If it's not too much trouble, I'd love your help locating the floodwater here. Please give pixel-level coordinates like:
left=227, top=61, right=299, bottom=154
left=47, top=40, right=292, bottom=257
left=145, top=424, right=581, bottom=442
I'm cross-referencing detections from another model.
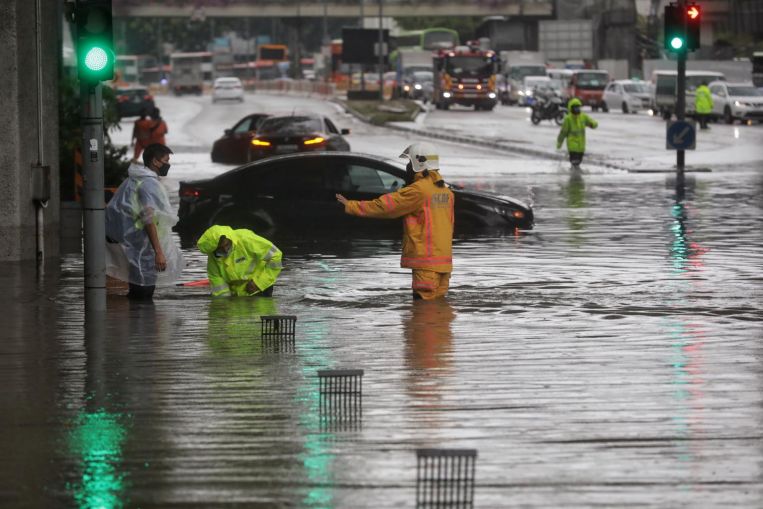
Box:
left=2, top=162, right=762, bottom=508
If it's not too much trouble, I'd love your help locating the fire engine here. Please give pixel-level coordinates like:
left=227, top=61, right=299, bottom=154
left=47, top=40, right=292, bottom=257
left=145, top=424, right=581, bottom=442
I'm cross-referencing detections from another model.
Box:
left=433, top=43, right=498, bottom=110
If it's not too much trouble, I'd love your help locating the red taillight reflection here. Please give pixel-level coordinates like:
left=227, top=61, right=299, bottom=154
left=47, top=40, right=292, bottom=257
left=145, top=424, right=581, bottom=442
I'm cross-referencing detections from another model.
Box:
left=117, top=96, right=128, bottom=102
left=144, top=94, right=153, bottom=101
left=180, top=187, right=201, bottom=199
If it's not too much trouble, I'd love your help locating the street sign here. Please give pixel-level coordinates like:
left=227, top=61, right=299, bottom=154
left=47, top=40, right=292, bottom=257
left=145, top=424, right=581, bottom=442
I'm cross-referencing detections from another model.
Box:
left=666, top=120, right=696, bottom=150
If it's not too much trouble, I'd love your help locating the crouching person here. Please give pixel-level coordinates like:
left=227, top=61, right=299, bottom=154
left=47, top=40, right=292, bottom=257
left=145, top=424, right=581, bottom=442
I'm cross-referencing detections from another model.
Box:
left=197, top=225, right=283, bottom=297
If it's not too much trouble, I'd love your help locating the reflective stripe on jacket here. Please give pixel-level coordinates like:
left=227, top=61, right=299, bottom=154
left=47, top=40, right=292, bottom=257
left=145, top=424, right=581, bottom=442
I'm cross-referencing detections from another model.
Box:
left=345, top=170, right=454, bottom=273
left=694, top=85, right=713, bottom=114
left=197, top=225, right=283, bottom=297
left=557, top=98, right=598, bottom=153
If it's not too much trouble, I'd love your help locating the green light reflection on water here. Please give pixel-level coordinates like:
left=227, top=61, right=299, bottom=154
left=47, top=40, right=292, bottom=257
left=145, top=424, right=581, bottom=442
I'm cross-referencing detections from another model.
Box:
left=66, top=408, right=128, bottom=509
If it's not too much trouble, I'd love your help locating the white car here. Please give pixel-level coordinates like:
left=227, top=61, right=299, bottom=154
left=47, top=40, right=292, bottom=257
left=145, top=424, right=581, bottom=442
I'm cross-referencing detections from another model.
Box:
left=212, top=77, right=244, bottom=103
left=603, top=80, right=651, bottom=113
left=709, top=81, right=763, bottom=124
left=519, top=76, right=551, bottom=106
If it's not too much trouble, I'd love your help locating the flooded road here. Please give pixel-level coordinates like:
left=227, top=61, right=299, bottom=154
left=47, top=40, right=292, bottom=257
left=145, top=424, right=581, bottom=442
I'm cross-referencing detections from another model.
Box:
left=3, top=102, right=763, bottom=507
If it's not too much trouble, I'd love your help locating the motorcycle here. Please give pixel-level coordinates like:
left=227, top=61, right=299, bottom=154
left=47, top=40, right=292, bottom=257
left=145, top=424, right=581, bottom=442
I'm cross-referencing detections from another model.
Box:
left=530, top=91, right=566, bottom=126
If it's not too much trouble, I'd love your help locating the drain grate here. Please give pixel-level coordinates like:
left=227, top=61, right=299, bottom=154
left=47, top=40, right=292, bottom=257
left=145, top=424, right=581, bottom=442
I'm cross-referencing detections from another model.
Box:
left=318, top=369, right=363, bottom=424
left=260, top=315, right=297, bottom=346
left=416, top=448, right=477, bottom=507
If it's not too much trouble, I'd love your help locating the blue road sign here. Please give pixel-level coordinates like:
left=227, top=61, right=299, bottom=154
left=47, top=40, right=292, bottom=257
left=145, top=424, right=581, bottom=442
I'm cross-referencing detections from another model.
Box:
left=666, top=120, right=697, bottom=150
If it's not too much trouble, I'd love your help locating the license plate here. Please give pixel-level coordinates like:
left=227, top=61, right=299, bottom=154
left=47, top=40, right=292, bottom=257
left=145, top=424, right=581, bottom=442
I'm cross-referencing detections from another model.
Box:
left=275, top=144, right=298, bottom=153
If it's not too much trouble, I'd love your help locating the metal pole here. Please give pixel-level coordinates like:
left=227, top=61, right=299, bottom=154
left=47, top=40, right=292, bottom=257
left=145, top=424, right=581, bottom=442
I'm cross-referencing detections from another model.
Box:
left=81, top=83, right=106, bottom=313
left=675, top=0, right=686, bottom=188
left=34, top=0, right=47, bottom=270
left=322, top=0, right=329, bottom=45
left=378, top=0, right=384, bottom=101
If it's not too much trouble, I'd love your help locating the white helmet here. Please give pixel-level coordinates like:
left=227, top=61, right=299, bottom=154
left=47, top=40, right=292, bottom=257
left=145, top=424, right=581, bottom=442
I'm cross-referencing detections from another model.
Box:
left=399, top=142, right=440, bottom=173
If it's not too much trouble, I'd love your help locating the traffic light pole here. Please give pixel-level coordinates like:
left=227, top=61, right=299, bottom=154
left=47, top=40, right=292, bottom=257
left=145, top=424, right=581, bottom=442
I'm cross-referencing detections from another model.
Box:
left=81, top=82, right=106, bottom=312
left=675, top=0, right=687, bottom=191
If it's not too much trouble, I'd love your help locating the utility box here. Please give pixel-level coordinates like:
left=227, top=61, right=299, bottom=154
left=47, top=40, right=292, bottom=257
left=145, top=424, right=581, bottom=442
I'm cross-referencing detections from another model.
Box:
left=539, top=20, right=593, bottom=61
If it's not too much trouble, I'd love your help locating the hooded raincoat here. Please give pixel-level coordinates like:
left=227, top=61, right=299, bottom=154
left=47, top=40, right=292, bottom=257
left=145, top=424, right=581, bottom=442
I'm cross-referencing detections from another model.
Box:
left=694, top=84, right=713, bottom=114
left=197, top=226, right=283, bottom=297
left=344, top=170, right=455, bottom=273
left=105, top=163, right=184, bottom=286
left=557, top=98, right=598, bottom=153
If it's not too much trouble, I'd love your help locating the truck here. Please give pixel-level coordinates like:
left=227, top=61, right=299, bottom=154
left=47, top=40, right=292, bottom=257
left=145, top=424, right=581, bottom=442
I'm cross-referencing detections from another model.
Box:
left=432, top=45, right=499, bottom=110
left=170, top=52, right=210, bottom=95
left=651, top=70, right=726, bottom=120
left=500, top=51, right=546, bottom=105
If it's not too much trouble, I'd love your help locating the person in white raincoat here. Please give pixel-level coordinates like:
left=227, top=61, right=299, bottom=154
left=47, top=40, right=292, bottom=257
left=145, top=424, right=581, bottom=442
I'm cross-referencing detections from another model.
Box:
left=105, top=143, right=184, bottom=299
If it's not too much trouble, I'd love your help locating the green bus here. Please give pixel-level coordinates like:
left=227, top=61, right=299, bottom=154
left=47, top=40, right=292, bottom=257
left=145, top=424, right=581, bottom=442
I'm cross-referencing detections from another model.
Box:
left=394, top=28, right=459, bottom=51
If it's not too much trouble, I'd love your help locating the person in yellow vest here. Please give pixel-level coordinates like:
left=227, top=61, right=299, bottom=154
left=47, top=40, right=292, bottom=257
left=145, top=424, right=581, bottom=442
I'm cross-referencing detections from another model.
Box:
left=695, top=81, right=713, bottom=130
left=557, top=97, right=598, bottom=169
left=336, top=142, right=455, bottom=300
left=197, top=225, right=283, bottom=297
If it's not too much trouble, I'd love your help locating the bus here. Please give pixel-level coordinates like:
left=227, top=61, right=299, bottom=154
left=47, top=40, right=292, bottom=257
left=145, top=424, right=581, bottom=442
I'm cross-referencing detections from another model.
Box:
left=394, top=28, right=460, bottom=51
left=257, top=44, right=288, bottom=62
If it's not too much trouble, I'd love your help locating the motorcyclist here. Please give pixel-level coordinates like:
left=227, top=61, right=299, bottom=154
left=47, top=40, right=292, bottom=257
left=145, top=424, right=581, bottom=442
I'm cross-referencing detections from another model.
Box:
left=556, top=98, right=598, bottom=168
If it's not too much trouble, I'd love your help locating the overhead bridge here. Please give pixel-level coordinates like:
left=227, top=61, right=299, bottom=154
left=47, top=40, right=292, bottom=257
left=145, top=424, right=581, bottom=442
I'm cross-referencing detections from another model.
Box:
left=113, top=0, right=554, bottom=18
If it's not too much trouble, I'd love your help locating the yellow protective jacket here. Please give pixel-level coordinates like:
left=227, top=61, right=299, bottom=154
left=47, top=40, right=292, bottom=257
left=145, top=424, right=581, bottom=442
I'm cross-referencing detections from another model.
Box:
left=557, top=98, right=598, bottom=153
left=695, top=85, right=713, bottom=114
left=344, top=170, right=454, bottom=273
left=197, top=225, right=283, bottom=297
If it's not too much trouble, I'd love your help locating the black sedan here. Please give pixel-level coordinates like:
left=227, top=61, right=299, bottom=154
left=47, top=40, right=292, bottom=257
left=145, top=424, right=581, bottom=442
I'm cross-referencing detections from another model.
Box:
left=175, top=152, right=533, bottom=244
left=210, top=113, right=270, bottom=165
left=247, top=115, right=350, bottom=160
left=115, top=86, right=155, bottom=119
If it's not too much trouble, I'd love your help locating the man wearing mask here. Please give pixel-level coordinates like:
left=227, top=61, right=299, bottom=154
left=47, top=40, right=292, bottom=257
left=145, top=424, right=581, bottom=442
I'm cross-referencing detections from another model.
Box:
left=336, top=142, right=455, bottom=300
left=196, top=225, right=283, bottom=298
left=106, top=143, right=184, bottom=300
left=557, top=98, right=598, bottom=169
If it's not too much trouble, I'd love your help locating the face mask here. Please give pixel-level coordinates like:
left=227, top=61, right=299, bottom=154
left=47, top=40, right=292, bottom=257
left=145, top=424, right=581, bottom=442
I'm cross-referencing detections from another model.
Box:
left=405, top=162, right=415, bottom=185
left=571, top=106, right=581, bottom=115
left=214, top=247, right=229, bottom=258
left=158, top=162, right=171, bottom=177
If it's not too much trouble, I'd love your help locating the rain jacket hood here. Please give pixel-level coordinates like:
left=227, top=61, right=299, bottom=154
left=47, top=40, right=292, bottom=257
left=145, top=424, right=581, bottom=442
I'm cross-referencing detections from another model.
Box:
left=344, top=169, right=454, bottom=273
left=198, top=226, right=283, bottom=297
left=197, top=225, right=236, bottom=255
left=557, top=99, right=598, bottom=153
left=695, top=84, right=713, bottom=114
left=105, top=162, right=184, bottom=286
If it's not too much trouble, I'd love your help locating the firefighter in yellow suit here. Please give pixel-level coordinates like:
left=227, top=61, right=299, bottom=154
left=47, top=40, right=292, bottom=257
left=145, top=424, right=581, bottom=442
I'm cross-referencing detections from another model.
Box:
left=336, top=142, right=455, bottom=300
left=197, top=225, right=283, bottom=297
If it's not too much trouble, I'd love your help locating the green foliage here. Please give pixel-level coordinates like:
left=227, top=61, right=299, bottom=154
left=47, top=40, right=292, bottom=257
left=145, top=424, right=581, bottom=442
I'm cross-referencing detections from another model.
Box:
left=394, top=16, right=484, bottom=44
left=59, top=76, right=130, bottom=200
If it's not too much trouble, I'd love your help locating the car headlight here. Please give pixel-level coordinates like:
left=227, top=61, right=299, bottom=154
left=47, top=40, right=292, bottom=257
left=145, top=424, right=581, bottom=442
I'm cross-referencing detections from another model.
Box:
left=403, top=85, right=410, bottom=91
left=518, top=91, right=525, bottom=96
left=488, top=92, right=496, bottom=99
left=443, top=92, right=451, bottom=98
left=414, top=84, right=422, bottom=90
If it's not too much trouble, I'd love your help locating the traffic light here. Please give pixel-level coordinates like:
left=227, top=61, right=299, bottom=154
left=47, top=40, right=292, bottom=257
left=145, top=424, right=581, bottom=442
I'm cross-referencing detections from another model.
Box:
left=685, top=3, right=701, bottom=51
left=663, top=4, right=686, bottom=53
left=76, top=0, right=114, bottom=83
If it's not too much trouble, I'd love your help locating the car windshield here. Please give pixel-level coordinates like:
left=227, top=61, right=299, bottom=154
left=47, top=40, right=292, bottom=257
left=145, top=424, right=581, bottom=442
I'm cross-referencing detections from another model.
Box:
left=412, top=71, right=433, bottom=82
left=576, top=72, right=608, bottom=89
left=624, top=83, right=649, bottom=93
left=525, top=78, right=549, bottom=88
left=446, top=56, right=494, bottom=76
left=727, top=86, right=761, bottom=97
left=509, top=66, right=546, bottom=81
left=120, top=88, right=147, bottom=97
left=258, top=117, right=323, bottom=135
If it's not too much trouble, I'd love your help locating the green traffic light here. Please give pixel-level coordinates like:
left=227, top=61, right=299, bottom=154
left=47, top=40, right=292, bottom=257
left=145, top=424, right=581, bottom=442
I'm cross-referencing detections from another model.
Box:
left=84, top=47, right=109, bottom=72
left=670, top=37, right=685, bottom=50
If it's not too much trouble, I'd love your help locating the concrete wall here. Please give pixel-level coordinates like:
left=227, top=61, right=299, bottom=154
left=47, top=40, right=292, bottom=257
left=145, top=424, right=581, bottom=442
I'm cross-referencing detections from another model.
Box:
left=0, top=1, right=60, bottom=261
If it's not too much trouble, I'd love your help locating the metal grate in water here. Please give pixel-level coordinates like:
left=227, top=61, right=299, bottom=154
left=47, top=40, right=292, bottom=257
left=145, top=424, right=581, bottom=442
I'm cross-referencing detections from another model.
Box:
left=416, top=448, right=477, bottom=508
left=318, top=369, right=363, bottom=428
left=260, top=315, right=297, bottom=349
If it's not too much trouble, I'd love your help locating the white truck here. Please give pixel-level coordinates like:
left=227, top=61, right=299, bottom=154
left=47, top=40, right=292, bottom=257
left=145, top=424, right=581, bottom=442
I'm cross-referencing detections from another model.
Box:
left=500, top=51, right=547, bottom=105
left=170, top=52, right=209, bottom=95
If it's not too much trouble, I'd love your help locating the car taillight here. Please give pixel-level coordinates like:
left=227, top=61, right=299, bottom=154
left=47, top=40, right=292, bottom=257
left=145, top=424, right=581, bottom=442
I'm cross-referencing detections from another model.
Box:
left=251, top=139, right=271, bottom=147
left=144, top=94, right=153, bottom=101
left=303, top=136, right=325, bottom=146
left=512, top=210, right=525, bottom=219
left=180, top=186, right=202, bottom=199
left=117, top=95, right=128, bottom=102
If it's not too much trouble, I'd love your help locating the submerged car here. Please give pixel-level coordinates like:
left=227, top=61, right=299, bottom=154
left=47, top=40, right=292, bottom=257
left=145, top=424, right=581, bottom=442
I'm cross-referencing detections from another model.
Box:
left=175, top=152, right=533, bottom=244
left=247, top=114, right=350, bottom=160
left=210, top=113, right=271, bottom=164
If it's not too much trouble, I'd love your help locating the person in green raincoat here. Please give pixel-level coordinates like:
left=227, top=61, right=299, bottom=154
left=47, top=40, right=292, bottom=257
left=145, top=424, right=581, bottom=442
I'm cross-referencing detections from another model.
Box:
left=556, top=97, right=598, bottom=168
left=197, top=225, right=283, bottom=297
left=694, top=81, right=713, bottom=130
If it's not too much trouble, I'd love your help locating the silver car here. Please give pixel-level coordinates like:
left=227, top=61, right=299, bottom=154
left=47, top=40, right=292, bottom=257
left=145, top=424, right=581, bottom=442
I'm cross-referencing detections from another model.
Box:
left=709, top=81, right=763, bottom=124
left=603, top=80, right=651, bottom=114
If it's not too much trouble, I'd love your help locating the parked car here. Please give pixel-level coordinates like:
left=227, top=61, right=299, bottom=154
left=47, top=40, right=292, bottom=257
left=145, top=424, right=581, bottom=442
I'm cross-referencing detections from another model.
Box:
left=709, top=81, right=763, bottom=124
left=247, top=114, right=350, bottom=160
left=603, top=80, right=652, bottom=113
left=174, top=152, right=534, bottom=243
left=210, top=113, right=270, bottom=164
left=212, top=77, right=244, bottom=103
left=115, top=86, right=154, bottom=119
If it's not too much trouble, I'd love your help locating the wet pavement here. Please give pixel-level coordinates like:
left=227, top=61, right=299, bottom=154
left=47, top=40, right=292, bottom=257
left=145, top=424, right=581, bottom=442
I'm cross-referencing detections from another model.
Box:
left=2, top=93, right=762, bottom=507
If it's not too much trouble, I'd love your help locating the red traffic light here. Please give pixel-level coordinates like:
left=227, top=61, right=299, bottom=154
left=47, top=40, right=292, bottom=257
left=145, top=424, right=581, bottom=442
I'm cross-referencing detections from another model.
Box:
left=687, top=5, right=700, bottom=19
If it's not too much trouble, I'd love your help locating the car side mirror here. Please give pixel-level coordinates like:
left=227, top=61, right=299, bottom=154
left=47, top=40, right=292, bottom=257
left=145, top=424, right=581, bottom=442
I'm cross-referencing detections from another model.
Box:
left=341, top=128, right=350, bottom=135
left=224, top=129, right=232, bottom=135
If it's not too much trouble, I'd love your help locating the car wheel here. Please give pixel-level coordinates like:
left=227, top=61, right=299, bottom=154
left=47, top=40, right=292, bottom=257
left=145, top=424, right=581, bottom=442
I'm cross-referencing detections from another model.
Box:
left=662, top=110, right=672, bottom=120
left=531, top=110, right=541, bottom=125
left=601, top=102, right=608, bottom=113
left=621, top=102, right=629, bottom=114
left=724, top=107, right=734, bottom=124
left=592, top=105, right=599, bottom=112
